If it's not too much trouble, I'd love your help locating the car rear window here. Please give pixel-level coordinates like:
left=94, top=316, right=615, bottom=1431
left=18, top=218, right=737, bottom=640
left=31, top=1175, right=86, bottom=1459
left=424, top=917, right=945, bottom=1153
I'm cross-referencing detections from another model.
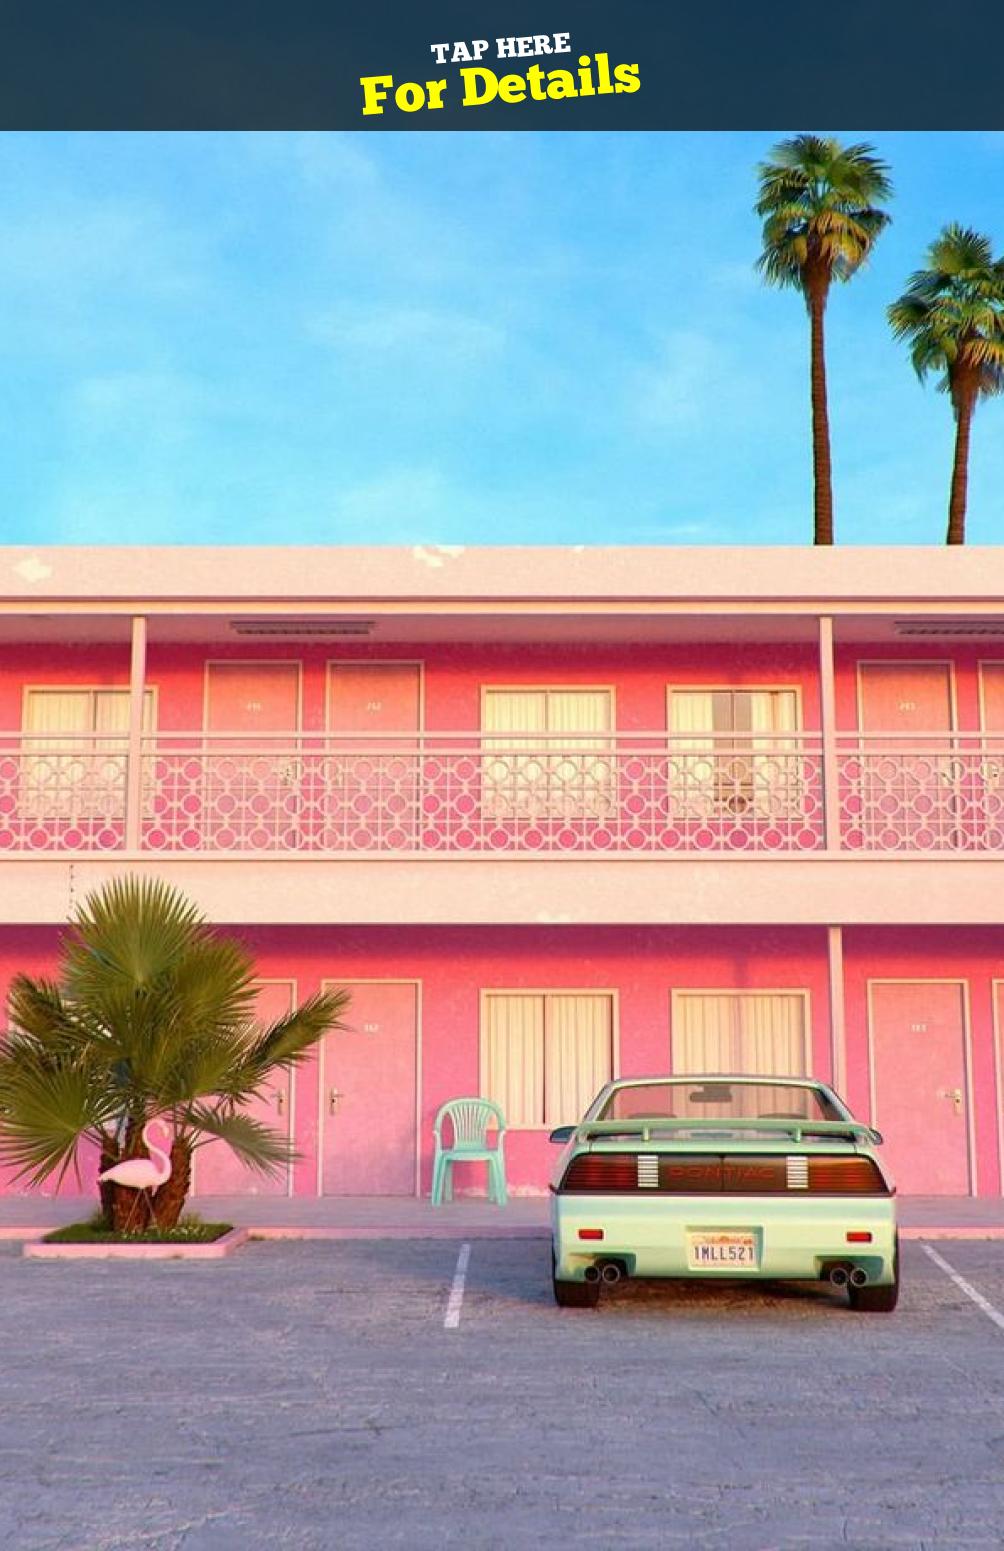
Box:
left=599, top=1081, right=842, bottom=1122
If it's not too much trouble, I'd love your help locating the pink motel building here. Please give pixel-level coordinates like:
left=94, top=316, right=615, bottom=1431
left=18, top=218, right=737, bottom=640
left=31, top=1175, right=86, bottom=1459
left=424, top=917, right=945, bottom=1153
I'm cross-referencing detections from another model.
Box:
left=4, top=543, right=1004, bottom=1202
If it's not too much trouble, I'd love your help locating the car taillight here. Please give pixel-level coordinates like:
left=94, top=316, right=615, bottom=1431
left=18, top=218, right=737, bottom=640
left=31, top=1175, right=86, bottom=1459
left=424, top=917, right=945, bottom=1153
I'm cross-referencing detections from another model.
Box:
left=807, top=1157, right=888, bottom=1194
left=560, top=1154, right=638, bottom=1192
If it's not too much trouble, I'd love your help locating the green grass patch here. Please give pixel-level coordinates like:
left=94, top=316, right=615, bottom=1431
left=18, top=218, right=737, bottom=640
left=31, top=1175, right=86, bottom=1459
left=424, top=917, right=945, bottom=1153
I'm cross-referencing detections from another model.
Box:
left=43, top=1211, right=232, bottom=1245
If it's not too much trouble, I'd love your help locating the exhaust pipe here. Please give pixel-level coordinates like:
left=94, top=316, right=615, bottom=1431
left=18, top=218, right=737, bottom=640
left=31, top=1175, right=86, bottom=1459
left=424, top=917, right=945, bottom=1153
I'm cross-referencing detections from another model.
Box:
left=584, top=1265, right=601, bottom=1284
left=848, top=1267, right=868, bottom=1288
left=828, top=1265, right=849, bottom=1288
left=600, top=1261, right=622, bottom=1285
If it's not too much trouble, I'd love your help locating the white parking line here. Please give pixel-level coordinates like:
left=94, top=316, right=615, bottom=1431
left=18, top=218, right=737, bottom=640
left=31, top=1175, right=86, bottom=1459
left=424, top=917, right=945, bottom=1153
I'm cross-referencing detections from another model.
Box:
left=923, top=1243, right=1004, bottom=1333
left=444, top=1242, right=471, bottom=1329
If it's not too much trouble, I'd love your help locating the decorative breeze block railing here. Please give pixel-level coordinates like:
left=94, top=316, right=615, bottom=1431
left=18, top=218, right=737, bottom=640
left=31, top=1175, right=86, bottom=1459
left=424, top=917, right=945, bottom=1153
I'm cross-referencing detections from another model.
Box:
left=1, top=730, right=1002, bottom=855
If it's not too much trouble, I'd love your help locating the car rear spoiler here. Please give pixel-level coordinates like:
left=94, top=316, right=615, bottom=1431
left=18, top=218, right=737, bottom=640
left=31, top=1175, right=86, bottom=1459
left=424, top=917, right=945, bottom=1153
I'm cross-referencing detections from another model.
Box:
left=576, top=1118, right=882, bottom=1146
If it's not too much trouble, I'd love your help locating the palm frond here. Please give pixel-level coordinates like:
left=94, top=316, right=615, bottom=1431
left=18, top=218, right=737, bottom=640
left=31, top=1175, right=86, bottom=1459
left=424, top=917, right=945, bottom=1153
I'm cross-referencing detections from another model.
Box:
left=755, top=133, right=892, bottom=298
left=182, top=1104, right=293, bottom=1176
left=0, top=1045, right=118, bottom=1185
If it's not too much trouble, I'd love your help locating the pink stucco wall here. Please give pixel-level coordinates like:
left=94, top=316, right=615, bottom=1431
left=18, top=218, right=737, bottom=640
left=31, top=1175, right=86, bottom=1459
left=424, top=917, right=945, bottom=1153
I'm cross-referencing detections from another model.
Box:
left=2, top=636, right=1001, bottom=734
left=2, top=921, right=1002, bottom=1200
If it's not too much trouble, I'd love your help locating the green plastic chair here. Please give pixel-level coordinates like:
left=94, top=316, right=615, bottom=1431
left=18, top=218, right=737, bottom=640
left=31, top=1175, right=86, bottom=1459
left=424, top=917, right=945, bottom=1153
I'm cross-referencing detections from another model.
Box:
left=431, top=1098, right=508, bottom=1206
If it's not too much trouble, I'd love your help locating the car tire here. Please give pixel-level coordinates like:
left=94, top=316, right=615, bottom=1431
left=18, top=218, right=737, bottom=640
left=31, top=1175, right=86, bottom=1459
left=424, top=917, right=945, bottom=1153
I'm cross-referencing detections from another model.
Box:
left=848, top=1235, right=899, bottom=1313
left=552, top=1250, right=600, bottom=1308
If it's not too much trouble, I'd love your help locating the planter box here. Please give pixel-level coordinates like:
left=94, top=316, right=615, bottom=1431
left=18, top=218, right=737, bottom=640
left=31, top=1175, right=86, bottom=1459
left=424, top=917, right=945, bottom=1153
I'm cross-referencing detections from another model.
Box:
left=22, top=1227, right=248, bottom=1261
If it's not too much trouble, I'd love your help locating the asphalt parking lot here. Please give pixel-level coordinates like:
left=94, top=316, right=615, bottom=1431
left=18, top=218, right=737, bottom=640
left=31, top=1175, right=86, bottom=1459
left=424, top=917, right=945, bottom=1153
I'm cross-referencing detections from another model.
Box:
left=1, top=1238, right=1003, bottom=1551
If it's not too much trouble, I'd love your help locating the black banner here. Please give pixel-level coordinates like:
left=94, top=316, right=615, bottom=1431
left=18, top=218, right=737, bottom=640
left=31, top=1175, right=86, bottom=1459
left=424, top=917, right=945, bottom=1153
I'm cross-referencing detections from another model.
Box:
left=1, top=0, right=1002, bottom=130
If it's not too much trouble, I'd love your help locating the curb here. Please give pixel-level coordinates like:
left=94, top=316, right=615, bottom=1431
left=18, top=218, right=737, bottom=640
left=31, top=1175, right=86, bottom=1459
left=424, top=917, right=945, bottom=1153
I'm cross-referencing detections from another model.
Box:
left=22, top=1227, right=249, bottom=1260
left=248, top=1225, right=550, bottom=1241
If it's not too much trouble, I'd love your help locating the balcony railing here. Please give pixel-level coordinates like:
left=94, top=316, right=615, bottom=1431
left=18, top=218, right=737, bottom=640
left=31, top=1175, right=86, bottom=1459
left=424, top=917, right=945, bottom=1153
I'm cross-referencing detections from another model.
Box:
left=1, top=729, right=1003, bottom=855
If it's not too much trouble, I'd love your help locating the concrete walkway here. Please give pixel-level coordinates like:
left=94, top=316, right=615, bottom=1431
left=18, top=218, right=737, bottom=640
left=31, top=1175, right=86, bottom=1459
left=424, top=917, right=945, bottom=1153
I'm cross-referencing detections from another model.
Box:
left=2, top=1192, right=1004, bottom=1239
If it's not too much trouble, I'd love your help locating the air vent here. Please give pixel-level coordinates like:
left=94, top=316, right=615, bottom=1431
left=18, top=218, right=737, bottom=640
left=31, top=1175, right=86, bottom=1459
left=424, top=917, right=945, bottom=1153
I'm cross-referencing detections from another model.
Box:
left=786, top=1156, right=809, bottom=1191
left=894, top=620, right=1004, bottom=637
left=637, top=1155, right=659, bottom=1190
left=230, top=619, right=376, bottom=637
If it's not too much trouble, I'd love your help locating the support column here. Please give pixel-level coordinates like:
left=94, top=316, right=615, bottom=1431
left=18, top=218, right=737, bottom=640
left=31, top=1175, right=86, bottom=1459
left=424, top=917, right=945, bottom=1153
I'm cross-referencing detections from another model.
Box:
left=827, top=924, right=846, bottom=1096
left=818, top=615, right=840, bottom=852
left=124, top=616, right=147, bottom=852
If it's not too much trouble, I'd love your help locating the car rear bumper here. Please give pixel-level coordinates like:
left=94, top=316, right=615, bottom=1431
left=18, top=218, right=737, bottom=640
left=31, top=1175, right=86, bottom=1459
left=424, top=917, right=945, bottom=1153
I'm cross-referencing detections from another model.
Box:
left=552, top=1193, right=898, bottom=1285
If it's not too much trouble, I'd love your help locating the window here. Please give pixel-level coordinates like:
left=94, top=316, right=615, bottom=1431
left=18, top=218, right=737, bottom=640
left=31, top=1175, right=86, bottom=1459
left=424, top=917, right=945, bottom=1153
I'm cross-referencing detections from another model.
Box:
left=671, top=991, right=809, bottom=1116
left=668, top=689, right=800, bottom=819
left=480, top=991, right=614, bottom=1127
left=481, top=688, right=614, bottom=821
left=23, top=689, right=154, bottom=818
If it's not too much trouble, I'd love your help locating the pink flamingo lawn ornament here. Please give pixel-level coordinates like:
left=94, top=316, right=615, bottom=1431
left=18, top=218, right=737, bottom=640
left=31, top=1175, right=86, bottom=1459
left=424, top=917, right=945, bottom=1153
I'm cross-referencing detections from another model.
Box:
left=98, top=1118, right=173, bottom=1233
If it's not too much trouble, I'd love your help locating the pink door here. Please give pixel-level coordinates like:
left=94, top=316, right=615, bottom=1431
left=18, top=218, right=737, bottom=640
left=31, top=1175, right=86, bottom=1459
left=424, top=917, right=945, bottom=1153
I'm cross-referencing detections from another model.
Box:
left=326, top=664, right=422, bottom=851
left=194, top=981, right=294, bottom=1197
left=859, top=664, right=955, bottom=849
left=321, top=981, right=418, bottom=1195
left=870, top=981, right=970, bottom=1194
left=205, top=663, right=301, bottom=849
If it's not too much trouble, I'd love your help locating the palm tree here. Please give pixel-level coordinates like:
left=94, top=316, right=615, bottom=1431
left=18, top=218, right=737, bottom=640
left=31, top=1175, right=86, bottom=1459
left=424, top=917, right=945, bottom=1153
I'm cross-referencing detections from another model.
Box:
left=0, top=877, right=348, bottom=1231
left=888, top=224, right=1004, bottom=545
left=756, top=135, right=893, bottom=544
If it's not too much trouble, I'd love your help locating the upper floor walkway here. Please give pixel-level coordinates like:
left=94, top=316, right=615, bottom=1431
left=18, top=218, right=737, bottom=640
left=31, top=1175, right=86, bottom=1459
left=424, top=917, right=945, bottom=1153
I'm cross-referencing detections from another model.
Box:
left=4, top=544, right=1004, bottom=920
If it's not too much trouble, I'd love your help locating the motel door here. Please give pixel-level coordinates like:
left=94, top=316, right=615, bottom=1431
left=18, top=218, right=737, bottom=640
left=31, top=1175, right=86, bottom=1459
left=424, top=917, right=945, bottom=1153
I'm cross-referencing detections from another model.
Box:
left=859, top=664, right=956, bottom=849
left=320, top=981, right=418, bottom=1195
left=870, top=982, right=971, bottom=1194
left=326, top=664, right=422, bottom=850
left=194, top=982, right=294, bottom=1198
left=205, top=662, right=302, bottom=849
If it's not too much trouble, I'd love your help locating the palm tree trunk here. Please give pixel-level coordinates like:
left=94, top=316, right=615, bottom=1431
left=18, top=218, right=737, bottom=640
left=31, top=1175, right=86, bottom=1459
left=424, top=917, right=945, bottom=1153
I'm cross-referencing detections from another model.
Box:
left=151, top=1137, right=193, bottom=1230
left=807, top=283, right=834, bottom=545
left=947, top=392, right=975, bottom=545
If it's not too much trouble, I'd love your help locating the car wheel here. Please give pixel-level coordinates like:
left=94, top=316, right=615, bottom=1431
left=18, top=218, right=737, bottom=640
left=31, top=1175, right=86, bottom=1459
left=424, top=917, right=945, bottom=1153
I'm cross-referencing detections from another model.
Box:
left=848, top=1235, right=899, bottom=1313
left=552, top=1249, right=600, bottom=1308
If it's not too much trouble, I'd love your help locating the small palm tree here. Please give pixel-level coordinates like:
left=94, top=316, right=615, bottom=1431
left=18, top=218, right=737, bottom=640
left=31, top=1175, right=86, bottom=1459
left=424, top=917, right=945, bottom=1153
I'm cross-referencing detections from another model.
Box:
left=888, top=224, right=1004, bottom=544
left=756, top=134, right=893, bottom=544
left=0, top=877, right=348, bottom=1231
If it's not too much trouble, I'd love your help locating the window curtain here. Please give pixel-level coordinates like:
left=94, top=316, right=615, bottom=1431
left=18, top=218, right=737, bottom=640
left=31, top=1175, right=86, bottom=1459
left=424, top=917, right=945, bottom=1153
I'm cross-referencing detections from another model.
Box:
left=481, top=991, right=613, bottom=1127
left=749, top=690, right=798, bottom=819
left=543, top=994, right=613, bottom=1125
left=673, top=992, right=808, bottom=1116
left=482, top=691, right=547, bottom=821
left=24, top=691, right=91, bottom=816
left=482, top=690, right=613, bottom=821
left=24, top=690, right=151, bottom=818
left=480, top=993, right=545, bottom=1127
left=546, top=691, right=613, bottom=820
left=669, top=692, right=716, bottom=819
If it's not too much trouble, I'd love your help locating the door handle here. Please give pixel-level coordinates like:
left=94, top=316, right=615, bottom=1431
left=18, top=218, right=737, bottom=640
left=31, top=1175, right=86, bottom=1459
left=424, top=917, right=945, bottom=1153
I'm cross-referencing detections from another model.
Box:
left=329, top=1087, right=342, bottom=1115
left=938, top=1086, right=963, bottom=1113
left=275, top=1090, right=285, bottom=1117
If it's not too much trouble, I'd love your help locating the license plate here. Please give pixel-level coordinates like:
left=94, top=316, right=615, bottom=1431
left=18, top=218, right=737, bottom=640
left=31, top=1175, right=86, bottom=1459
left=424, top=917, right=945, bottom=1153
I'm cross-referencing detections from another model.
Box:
left=686, top=1231, right=759, bottom=1271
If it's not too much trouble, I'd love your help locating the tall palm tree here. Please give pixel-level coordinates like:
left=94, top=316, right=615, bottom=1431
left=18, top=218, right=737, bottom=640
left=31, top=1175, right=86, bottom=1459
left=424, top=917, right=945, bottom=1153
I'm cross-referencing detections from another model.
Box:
left=888, top=224, right=1004, bottom=544
left=756, top=135, right=893, bottom=544
left=0, top=877, right=348, bottom=1230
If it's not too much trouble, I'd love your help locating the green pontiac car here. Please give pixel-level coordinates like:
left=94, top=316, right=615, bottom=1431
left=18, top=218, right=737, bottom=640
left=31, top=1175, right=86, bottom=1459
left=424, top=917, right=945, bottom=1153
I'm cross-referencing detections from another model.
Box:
left=549, top=1075, right=898, bottom=1312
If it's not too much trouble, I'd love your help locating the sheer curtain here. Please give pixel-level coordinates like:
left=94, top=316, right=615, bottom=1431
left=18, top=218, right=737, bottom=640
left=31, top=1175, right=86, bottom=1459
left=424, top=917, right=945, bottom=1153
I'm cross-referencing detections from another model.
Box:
left=481, top=991, right=614, bottom=1127
left=482, top=691, right=548, bottom=820
left=749, top=690, right=798, bottom=819
left=482, top=690, right=613, bottom=820
left=543, top=993, right=613, bottom=1125
left=480, top=993, right=545, bottom=1127
left=24, top=691, right=91, bottom=816
left=547, top=691, right=613, bottom=819
left=669, top=691, right=716, bottom=818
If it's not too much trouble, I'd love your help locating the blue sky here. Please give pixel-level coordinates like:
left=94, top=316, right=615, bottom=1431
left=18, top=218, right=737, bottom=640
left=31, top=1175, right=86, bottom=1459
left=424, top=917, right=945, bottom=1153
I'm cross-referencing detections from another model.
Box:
left=1, top=130, right=1002, bottom=547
